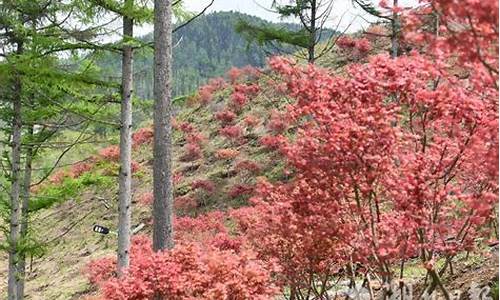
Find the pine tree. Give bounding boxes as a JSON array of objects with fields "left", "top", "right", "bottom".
[{"left": 236, "top": 0, "right": 336, "bottom": 63}]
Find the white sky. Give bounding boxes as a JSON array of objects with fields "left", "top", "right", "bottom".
[{"left": 135, "top": 0, "right": 419, "bottom": 37}]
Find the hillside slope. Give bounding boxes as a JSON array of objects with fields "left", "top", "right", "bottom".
[
  {"left": 1, "top": 37, "right": 497, "bottom": 299},
  {"left": 1, "top": 57, "right": 498, "bottom": 299}
]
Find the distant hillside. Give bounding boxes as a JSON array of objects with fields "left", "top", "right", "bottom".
[{"left": 98, "top": 11, "right": 304, "bottom": 99}]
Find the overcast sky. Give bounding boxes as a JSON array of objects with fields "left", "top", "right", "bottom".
[{"left": 135, "top": 0, "right": 418, "bottom": 37}]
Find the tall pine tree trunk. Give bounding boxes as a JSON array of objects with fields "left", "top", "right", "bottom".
[
  {"left": 117, "top": 0, "right": 134, "bottom": 276},
  {"left": 17, "top": 125, "right": 34, "bottom": 299},
  {"left": 8, "top": 41, "right": 23, "bottom": 300},
  {"left": 152, "top": 0, "right": 174, "bottom": 252}
]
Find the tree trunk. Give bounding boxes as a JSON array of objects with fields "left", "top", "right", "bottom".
[
  {"left": 152, "top": 0, "right": 174, "bottom": 252},
  {"left": 17, "top": 125, "right": 34, "bottom": 299},
  {"left": 117, "top": 0, "right": 134, "bottom": 277},
  {"left": 390, "top": 0, "right": 399, "bottom": 58},
  {"left": 308, "top": 0, "right": 317, "bottom": 63},
  {"left": 8, "top": 41, "right": 23, "bottom": 300}
]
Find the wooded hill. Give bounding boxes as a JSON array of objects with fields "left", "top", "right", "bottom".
[{"left": 97, "top": 11, "right": 307, "bottom": 99}]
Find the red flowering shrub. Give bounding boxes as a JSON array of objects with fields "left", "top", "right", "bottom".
[
  {"left": 49, "top": 170, "right": 68, "bottom": 184},
  {"left": 241, "top": 65, "right": 260, "bottom": 79},
  {"left": 219, "top": 125, "right": 244, "bottom": 141},
  {"left": 132, "top": 127, "right": 154, "bottom": 147},
  {"left": 230, "top": 90, "right": 248, "bottom": 110},
  {"left": 227, "top": 67, "right": 243, "bottom": 83},
  {"left": 85, "top": 257, "right": 116, "bottom": 286},
  {"left": 215, "top": 109, "right": 237, "bottom": 124},
  {"left": 234, "top": 160, "right": 261, "bottom": 175},
  {"left": 185, "top": 132, "right": 205, "bottom": 145},
  {"left": 209, "top": 232, "right": 243, "bottom": 252},
  {"left": 336, "top": 35, "right": 356, "bottom": 48},
  {"left": 243, "top": 115, "right": 260, "bottom": 128},
  {"left": 198, "top": 85, "right": 214, "bottom": 104},
  {"left": 259, "top": 134, "right": 284, "bottom": 150},
  {"left": 174, "top": 211, "right": 228, "bottom": 242},
  {"left": 405, "top": 0, "right": 498, "bottom": 73},
  {"left": 174, "top": 195, "right": 197, "bottom": 211},
  {"left": 70, "top": 162, "right": 94, "bottom": 178},
  {"left": 215, "top": 148, "right": 240, "bottom": 160},
  {"left": 191, "top": 179, "right": 216, "bottom": 194},
  {"left": 176, "top": 121, "right": 194, "bottom": 134},
  {"left": 336, "top": 36, "right": 372, "bottom": 60},
  {"left": 99, "top": 146, "right": 120, "bottom": 161},
  {"left": 180, "top": 143, "right": 202, "bottom": 162},
  {"left": 355, "top": 37, "right": 372, "bottom": 52},
  {"left": 228, "top": 184, "right": 254, "bottom": 199},
  {"left": 237, "top": 52, "right": 498, "bottom": 296},
  {"left": 230, "top": 84, "right": 260, "bottom": 110},
  {"left": 85, "top": 235, "right": 153, "bottom": 287},
  {"left": 100, "top": 242, "right": 277, "bottom": 300},
  {"left": 198, "top": 77, "right": 229, "bottom": 104},
  {"left": 131, "top": 161, "right": 140, "bottom": 174}
]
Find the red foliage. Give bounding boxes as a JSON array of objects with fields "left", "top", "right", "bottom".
[
  {"left": 243, "top": 115, "right": 260, "bottom": 128},
  {"left": 241, "top": 65, "right": 260, "bottom": 79},
  {"left": 336, "top": 36, "right": 372, "bottom": 60},
  {"left": 174, "top": 195, "right": 197, "bottom": 211},
  {"left": 131, "top": 161, "right": 140, "bottom": 174},
  {"left": 70, "top": 162, "right": 94, "bottom": 178},
  {"left": 88, "top": 211, "right": 277, "bottom": 300},
  {"left": 219, "top": 125, "right": 244, "bottom": 141},
  {"left": 404, "top": 0, "right": 498, "bottom": 73},
  {"left": 49, "top": 170, "right": 68, "bottom": 184},
  {"left": 185, "top": 132, "right": 206, "bottom": 145},
  {"left": 259, "top": 134, "right": 284, "bottom": 150},
  {"left": 228, "top": 184, "right": 254, "bottom": 199},
  {"left": 176, "top": 121, "right": 194, "bottom": 134},
  {"left": 180, "top": 143, "right": 202, "bottom": 162},
  {"left": 234, "top": 160, "right": 261, "bottom": 175},
  {"left": 215, "top": 148, "right": 240, "bottom": 160},
  {"left": 101, "top": 242, "right": 277, "bottom": 300},
  {"left": 227, "top": 67, "right": 243, "bottom": 83},
  {"left": 207, "top": 77, "right": 228, "bottom": 90},
  {"left": 230, "top": 84, "right": 260, "bottom": 110},
  {"left": 99, "top": 146, "right": 120, "bottom": 161},
  {"left": 198, "top": 85, "right": 215, "bottom": 104},
  {"left": 132, "top": 127, "right": 154, "bottom": 147},
  {"left": 85, "top": 257, "right": 116, "bottom": 286},
  {"left": 237, "top": 52, "right": 498, "bottom": 293},
  {"left": 230, "top": 91, "right": 248, "bottom": 110},
  {"left": 191, "top": 179, "right": 216, "bottom": 194},
  {"left": 336, "top": 35, "right": 356, "bottom": 48},
  {"left": 176, "top": 122, "right": 205, "bottom": 162},
  {"left": 215, "top": 109, "right": 237, "bottom": 124}
]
